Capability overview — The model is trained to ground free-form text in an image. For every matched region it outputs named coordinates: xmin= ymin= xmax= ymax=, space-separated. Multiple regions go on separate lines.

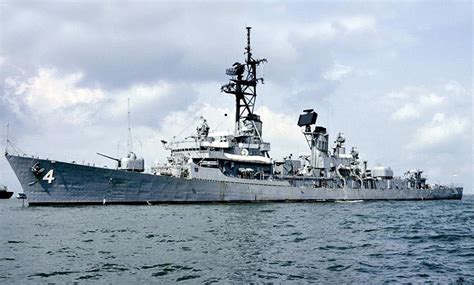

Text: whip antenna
xmin=5 ymin=122 xmax=9 ymax=154
xmin=127 ymin=98 xmax=133 ymax=153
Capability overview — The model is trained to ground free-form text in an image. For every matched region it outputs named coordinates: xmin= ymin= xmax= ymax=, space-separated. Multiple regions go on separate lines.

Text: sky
xmin=0 ymin=1 xmax=472 ymax=194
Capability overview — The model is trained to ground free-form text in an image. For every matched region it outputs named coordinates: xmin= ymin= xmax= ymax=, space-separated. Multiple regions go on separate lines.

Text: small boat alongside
xmin=16 ymin=193 xmax=27 ymax=200
xmin=0 ymin=185 xmax=13 ymax=199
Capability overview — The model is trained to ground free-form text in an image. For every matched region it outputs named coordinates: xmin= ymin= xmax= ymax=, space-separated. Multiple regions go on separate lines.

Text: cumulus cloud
xmin=6 ymin=68 xmax=104 ymax=109
xmin=257 ymin=106 xmax=307 ymax=158
xmin=102 ymin=80 xmax=200 ymax=128
xmin=408 ymin=113 xmax=469 ymax=150
xmin=383 ymin=82 xmax=471 ymax=153
xmin=3 ymin=68 xmax=200 ymax=129
xmin=4 ymin=68 xmax=105 ymax=126
xmin=387 ymin=87 xmax=446 ymax=121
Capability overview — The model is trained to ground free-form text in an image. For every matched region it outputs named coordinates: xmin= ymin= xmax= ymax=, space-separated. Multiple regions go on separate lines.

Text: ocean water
xmin=1 ymin=196 xmax=473 ymax=283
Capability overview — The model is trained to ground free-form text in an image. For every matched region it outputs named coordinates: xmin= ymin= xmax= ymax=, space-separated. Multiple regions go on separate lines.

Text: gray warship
xmin=5 ymin=27 xmax=462 ymax=205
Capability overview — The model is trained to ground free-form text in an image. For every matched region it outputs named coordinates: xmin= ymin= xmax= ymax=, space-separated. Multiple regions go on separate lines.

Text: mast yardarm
xmin=221 ymin=27 xmax=267 ymax=134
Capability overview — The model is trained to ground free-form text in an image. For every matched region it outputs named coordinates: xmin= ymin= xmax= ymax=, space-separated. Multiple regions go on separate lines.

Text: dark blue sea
xmin=1 ymin=196 xmax=473 ymax=283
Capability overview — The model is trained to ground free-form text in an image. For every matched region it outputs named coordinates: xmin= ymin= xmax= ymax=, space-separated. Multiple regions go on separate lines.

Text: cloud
xmin=391 ymin=103 xmax=420 ymax=120
xmin=4 ymin=68 xmax=105 ymax=126
xmin=418 ymin=93 xmax=444 ymax=106
xmin=322 ymin=63 xmax=354 ymax=81
xmin=387 ymin=87 xmax=446 ymax=121
xmin=0 ymin=3 xmax=389 ymax=93
xmin=295 ymin=15 xmax=376 ymax=41
xmin=257 ymin=106 xmax=307 ymax=157
xmin=6 ymin=68 xmax=104 ymax=110
xmin=338 ymin=15 xmax=376 ymax=33
xmin=3 ymin=68 xmax=201 ymax=129
xmin=383 ymin=81 xmax=471 ymax=153
xmin=444 ymin=80 xmax=466 ymax=96
xmin=408 ymin=113 xmax=469 ymax=150
xmin=102 ymin=80 xmax=200 ymax=128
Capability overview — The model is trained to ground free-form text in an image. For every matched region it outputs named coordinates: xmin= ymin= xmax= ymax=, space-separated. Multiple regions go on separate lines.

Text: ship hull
xmin=0 ymin=191 xmax=14 ymax=199
xmin=6 ymin=154 xmax=463 ymax=205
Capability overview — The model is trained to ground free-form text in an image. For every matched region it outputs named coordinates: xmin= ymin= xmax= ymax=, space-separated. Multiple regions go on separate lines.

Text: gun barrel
xmin=96 ymin=152 xmax=120 ymax=162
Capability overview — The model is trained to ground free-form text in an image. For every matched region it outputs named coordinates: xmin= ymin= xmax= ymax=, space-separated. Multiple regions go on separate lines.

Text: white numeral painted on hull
xmin=43 ymin=169 xmax=55 ymax=184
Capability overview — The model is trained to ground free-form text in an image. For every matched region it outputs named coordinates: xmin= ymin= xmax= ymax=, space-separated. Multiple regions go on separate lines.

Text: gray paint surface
xmin=6 ymin=154 xmax=462 ymax=205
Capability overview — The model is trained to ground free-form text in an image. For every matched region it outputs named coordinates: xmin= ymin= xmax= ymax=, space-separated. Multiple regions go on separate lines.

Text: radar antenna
xmin=221 ymin=27 xmax=267 ymax=133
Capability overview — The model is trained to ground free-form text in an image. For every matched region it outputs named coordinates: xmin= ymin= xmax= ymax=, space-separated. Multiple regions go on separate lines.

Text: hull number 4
xmin=43 ymin=169 xmax=55 ymax=184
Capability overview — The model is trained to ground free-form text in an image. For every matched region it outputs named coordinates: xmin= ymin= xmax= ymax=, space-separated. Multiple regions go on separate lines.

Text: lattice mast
xmin=221 ymin=27 xmax=267 ymax=134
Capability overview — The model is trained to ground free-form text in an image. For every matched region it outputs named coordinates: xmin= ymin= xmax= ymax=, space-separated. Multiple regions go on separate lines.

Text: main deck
xmin=6 ymin=154 xmax=462 ymax=205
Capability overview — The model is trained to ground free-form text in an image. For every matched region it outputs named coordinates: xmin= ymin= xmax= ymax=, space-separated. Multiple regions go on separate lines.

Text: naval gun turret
xmin=120 ymin=152 xmax=144 ymax=172
xmin=97 ymin=152 xmax=144 ymax=172
xmin=95 ymin=98 xmax=145 ymax=173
